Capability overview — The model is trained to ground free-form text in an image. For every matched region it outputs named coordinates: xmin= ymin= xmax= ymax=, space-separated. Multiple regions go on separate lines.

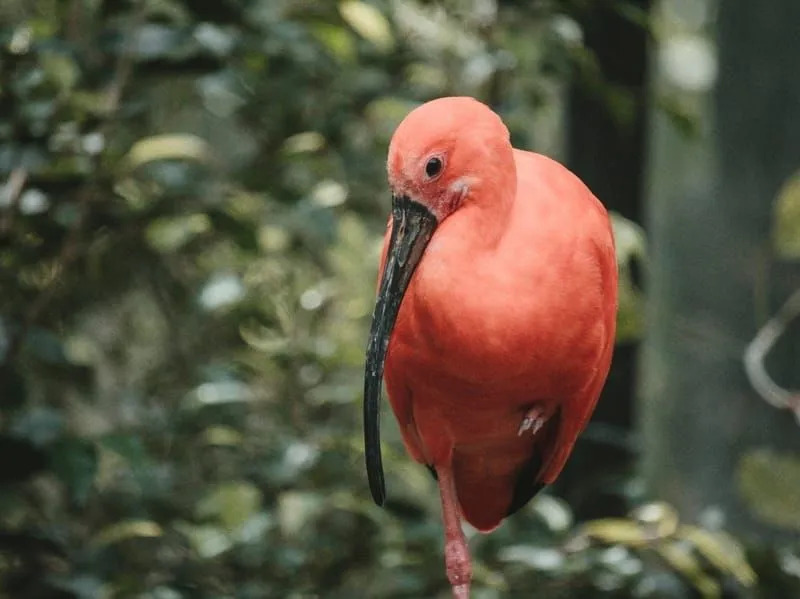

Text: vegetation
xmin=1 ymin=1 xmax=797 ymax=598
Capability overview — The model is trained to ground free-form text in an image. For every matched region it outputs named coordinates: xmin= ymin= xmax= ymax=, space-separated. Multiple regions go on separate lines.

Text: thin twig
xmin=743 ymin=287 xmax=800 ymax=425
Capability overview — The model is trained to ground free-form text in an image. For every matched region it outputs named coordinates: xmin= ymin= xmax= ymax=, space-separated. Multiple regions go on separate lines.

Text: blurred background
xmin=1 ymin=0 xmax=799 ymax=598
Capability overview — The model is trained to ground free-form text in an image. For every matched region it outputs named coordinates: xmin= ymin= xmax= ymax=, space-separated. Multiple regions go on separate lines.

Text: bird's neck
xmin=462 ymin=176 xmax=515 ymax=250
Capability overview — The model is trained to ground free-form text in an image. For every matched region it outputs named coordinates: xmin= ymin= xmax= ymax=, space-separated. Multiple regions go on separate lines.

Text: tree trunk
xmin=560 ymin=0 xmax=651 ymax=518
xmin=640 ymin=0 xmax=800 ymax=539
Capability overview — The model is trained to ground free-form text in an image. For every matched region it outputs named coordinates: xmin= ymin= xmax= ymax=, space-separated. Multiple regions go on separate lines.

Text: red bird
xmin=364 ymin=97 xmax=617 ymax=598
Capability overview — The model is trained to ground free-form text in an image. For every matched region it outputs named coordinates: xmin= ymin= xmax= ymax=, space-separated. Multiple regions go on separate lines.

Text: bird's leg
xmin=517 ymin=403 xmax=554 ymax=436
xmin=435 ymin=464 xmax=471 ymax=599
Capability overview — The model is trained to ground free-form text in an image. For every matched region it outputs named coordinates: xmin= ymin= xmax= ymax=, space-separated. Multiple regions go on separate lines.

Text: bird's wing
xmin=504 ymin=411 xmax=559 ymax=516
xmin=540 ymin=229 xmax=618 ymax=484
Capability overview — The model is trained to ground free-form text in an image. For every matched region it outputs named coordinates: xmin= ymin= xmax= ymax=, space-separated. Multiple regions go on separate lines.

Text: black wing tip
xmin=507 ymin=410 xmax=561 ymax=516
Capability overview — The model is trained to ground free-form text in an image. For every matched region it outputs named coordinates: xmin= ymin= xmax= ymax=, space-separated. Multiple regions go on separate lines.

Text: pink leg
xmin=435 ymin=465 xmax=471 ymax=599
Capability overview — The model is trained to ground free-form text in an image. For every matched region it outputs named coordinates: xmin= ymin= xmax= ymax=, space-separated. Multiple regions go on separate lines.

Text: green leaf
xmin=145 ymin=214 xmax=211 ymax=253
xmin=577 ymin=518 xmax=650 ymax=546
xmin=611 ymin=212 xmax=647 ymax=342
xmin=311 ymin=24 xmax=357 ymax=63
xmin=49 ymin=437 xmax=98 ymax=505
xmin=93 ymin=520 xmax=163 ymax=546
xmin=123 ymin=134 xmax=214 ymax=170
xmin=498 ymin=545 xmax=565 ymax=571
xmin=277 ymin=491 xmax=324 ymax=536
xmin=281 ymin=131 xmax=326 ymax=155
xmin=738 ymin=449 xmax=800 ymax=531
xmin=174 ymin=522 xmax=232 ymax=559
xmin=196 ymin=481 xmax=262 ymax=533
xmin=679 ymin=526 xmax=757 ymax=587
xmin=656 ymin=541 xmax=721 ymax=599
xmin=202 ymin=426 xmax=243 ymax=446
xmin=129 ymin=24 xmax=186 ymax=60
xmin=657 ymin=94 xmax=701 ymax=139
xmin=40 ymin=51 xmax=79 ymax=93
xmin=338 ymin=1 xmax=394 ymax=52
xmin=773 ymin=170 xmax=800 ymax=260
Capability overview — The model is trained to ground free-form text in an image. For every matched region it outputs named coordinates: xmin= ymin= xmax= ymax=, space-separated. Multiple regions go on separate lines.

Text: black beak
xmin=364 ymin=195 xmax=438 ymax=506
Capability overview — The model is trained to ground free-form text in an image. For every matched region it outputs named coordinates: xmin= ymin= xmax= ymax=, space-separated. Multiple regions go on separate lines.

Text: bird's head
xmin=364 ymin=97 xmax=515 ymax=506
xmin=386 ymin=96 xmax=515 ymax=221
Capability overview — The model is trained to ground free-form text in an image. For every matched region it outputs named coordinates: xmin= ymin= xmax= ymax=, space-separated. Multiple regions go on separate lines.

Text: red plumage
xmin=364 ymin=97 xmax=617 ymax=598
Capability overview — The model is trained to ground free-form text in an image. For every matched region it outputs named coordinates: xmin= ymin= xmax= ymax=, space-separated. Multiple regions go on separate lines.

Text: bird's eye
xmin=425 ymin=157 xmax=443 ymax=179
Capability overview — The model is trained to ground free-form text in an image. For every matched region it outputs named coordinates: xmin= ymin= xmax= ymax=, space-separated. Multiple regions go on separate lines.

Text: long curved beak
xmin=364 ymin=195 xmax=438 ymax=506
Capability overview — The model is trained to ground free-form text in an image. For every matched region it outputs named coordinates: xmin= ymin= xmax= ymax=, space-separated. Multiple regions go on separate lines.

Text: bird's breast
xmin=390 ymin=245 xmax=603 ymax=401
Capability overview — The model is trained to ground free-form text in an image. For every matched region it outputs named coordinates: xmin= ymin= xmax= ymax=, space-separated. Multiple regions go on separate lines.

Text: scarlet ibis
xmin=364 ymin=97 xmax=617 ymax=598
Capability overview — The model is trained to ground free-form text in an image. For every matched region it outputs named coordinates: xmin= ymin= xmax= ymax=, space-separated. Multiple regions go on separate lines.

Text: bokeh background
xmin=1 ymin=1 xmax=799 ymax=598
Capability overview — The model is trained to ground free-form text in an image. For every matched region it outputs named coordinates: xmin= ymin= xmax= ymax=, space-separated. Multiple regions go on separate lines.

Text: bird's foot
xmin=517 ymin=405 xmax=550 ymax=436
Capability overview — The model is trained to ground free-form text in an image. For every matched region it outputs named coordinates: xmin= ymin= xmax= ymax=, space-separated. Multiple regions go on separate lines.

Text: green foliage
xmin=0 ymin=1 xmax=797 ymax=598
xmin=611 ymin=212 xmax=646 ymax=344
xmin=738 ymin=449 xmax=800 ymax=532
xmin=773 ymin=171 xmax=800 ymax=260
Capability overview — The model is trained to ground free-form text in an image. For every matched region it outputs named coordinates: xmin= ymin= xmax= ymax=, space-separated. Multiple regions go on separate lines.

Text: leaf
xmin=497 ymin=545 xmax=565 ymax=571
xmin=185 ymin=380 xmax=253 ymax=407
xmin=281 ymin=131 xmax=326 ymax=155
xmin=193 ymin=23 xmax=236 ymax=57
xmin=202 ymin=426 xmax=243 ymax=446
xmin=196 ymin=481 xmax=262 ymax=532
xmin=11 ymin=407 xmax=63 ymax=445
xmin=123 ymin=134 xmax=214 ymax=170
xmin=311 ymin=24 xmax=357 ymax=63
xmin=92 ymin=520 xmax=162 ymax=546
xmin=40 ymin=51 xmax=79 ymax=93
xmin=174 ymin=522 xmax=232 ymax=559
xmin=679 ymin=525 xmax=757 ymax=587
xmin=630 ymin=501 xmax=679 ymax=538
xmin=773 ymin=170 xmax=800 ymax=260
xmin=611 ymin=212 xmax=646 ymax=265
xmin=277 ymin=491 xmax=324 ymax=536
xmin=129 ymin=24 xmax=186 ymax=60
xmin=738 ymin=449 xmax=800 ymax=531
xmin=577 ymin=518 xmax=650 ymax=546
xmin=656 ymin=94 xmax=701 ymax=139
xmin=611 ymin=212 xmax=647 ymax=343
xmin=338 ymin=1 xmax=394 ymax=52
xmin=49 ymin=437 xmax=98 ymax=505
xmin=198 ymin=274 xmax=245 ymax=310
xmin=310 ymin=179 xmax=348 ymax=208
xmin=531 ymin=494 xmax=573 ymax=533
xmin=656 ymin=541 xmax=721 ymax=599
xmin=145 ymin=214 xmax=211 ymax=253
xmin=97 ymin=434 xmax=153 ymax=486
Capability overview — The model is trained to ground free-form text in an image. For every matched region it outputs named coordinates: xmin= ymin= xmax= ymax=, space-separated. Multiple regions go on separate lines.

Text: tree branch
xmin=743 ymin=287 xmax=800 ymax=424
